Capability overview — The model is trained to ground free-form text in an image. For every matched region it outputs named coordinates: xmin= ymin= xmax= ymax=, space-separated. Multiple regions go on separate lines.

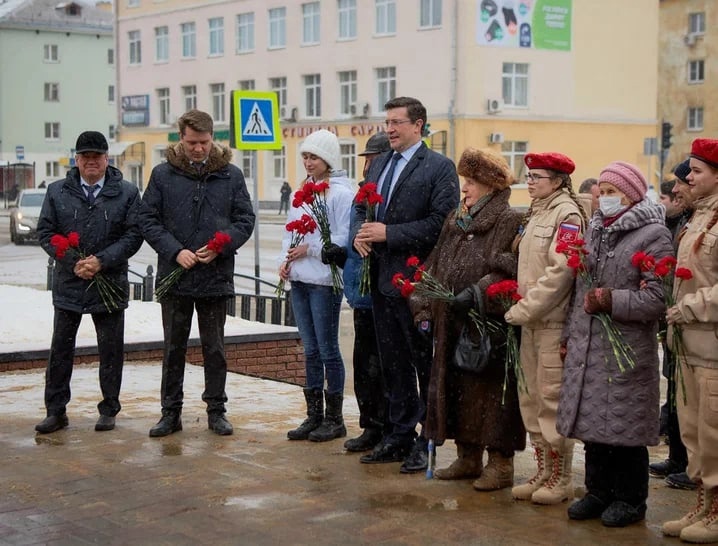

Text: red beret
xmin=690 ymin=138 xmax=718 ymax=169
xmin=524 ymin=152 xmax=575 ymax=175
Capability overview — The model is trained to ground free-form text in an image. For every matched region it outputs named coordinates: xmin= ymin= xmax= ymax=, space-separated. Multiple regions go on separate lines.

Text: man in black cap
xmin=35 ymin=131 xmax=143 ymax=434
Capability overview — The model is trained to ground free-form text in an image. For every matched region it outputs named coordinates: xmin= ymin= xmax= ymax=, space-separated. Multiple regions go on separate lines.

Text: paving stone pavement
xmin=0 ymin=360 xmax=695 ymax=546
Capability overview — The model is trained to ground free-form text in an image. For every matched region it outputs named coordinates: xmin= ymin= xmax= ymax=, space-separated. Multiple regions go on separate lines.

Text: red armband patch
xmin=557 ymin=223 xmax=580 ymax=243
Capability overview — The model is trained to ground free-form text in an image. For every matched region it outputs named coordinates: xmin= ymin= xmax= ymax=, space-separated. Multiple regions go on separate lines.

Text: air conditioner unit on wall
xmin=487 ymin=98 xmax=503 ymax=114
xmin=684 ymin=33 xmax=697 ymax=46
xmin=283 ymin=106 xmax=298 ymax=122
xmin=489 ymin=132 xmax=504 ymax=144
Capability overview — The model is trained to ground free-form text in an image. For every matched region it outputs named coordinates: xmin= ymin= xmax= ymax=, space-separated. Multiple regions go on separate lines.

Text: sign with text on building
xmin=121 ymin=94 xmax=150 ymax=127
xmin=230 ymin=90 xmax=282 ymax=150
xmin=476 ymin=0 xmax=572 ymax=51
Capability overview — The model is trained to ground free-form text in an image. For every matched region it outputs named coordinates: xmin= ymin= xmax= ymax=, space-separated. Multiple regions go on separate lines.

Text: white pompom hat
xmin=299 ymin=129 xmax=341 ymax=171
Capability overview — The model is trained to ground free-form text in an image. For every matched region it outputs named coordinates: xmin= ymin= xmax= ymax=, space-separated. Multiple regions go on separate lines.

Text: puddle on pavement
xmin=224 ymin=492 xmax=294 ymax=509
xmin=368 ymin=492 xmax=460 ymax=511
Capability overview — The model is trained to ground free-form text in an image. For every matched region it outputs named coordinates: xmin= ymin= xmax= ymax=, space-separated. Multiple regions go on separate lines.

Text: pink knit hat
xmin=598 ymin=161 xmax=648 ymax=203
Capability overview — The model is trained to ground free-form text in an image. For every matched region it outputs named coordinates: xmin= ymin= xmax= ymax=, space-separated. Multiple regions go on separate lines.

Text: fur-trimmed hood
xmin=166 ymin=141 xmax=233 ymax=177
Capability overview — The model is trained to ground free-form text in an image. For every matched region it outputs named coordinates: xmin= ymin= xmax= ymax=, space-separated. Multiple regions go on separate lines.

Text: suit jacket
xmin=352 ymin=142 xmax=459 ymax=296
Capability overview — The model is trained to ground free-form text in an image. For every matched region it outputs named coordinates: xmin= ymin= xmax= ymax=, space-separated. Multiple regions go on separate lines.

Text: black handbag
xmin=452 ymin=286 xmax=492 ymax=374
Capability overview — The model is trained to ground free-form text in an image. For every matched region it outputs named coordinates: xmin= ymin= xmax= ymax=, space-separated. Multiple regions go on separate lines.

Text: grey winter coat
xmin=37 ymin=165 xmax=143 ymax=314
xmin=557 ymin=198 xmax=674 ymax=447
xmin=139 ymin=142 xmax=255 ymax=298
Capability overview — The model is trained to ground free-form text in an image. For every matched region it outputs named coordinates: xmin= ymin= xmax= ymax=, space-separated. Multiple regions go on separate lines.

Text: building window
xmin=109 ymin=124 xmax=116 ymax=140
xmin=420 ymin=0 xmax=442 ymax=28
xmin=45 ymin=122 xmax=60 ymax=140
xmin=269 ymin=7 xmax=287 ymax=49
xmin=376 ymin=66 xmax=396 ymax=110
xmin=688 ymin=107 xmax=704 ymax=131
xmin=270 ymin=77 xmax=287 ymax=110
xmin=340 ymin=143 xmax=357 ymax=180
xmin=239 ymin=80 xmax=255 ymax=90
xmin=375 ymin=0 xmax=396 ymax=35
xmin=339 ymin=70 xmax=357 ymax=116
xmin=302 ymin=2 xmax=320 ymax=45
xmin=108 ymin=85 xmax=115 ymax=103
xmin=182 ymin=85 xmax=197 ymax=111
xmin=181 ymin=22 xmax=197 ymax=58
xmin=128 ymin=0 xmax=139 ymax=7
xmin=45 ymin=161 xmax=60 ymax=178
xmin=209 ymin=17 xmax=224 ymax=56
xmin=238 ymin=150 xmax=256 ymax=180
xmin=688 ymin=60 xmax=705 ymax=84
xmin=43 ymin=44 xmax=58 ymax=62
xmin=236 ymin=12 xmax=255 ymax=52
xmin=107 ymin=48 xmax=114 ymax=65
xmin=44 ymin=83 xmax=59 ymax=102
xmin=128 ymin=30 xmax=141 ymax=65
xmin=210 ymin=83 xmax=226 ymax=122
xmin=157 ymin=88 xmax=170 ymax=125
xmin=155 ymin=26 xmax=169 ymax=62
xmin=272 ymin=147 xmax=286 ymax=179
xmin=689 ymin=12 xmax=705 ymax=35
xmin=129 ymin=165 xmax=143 ymax=190
xmin=304 ymin=74 xmax=321 ymax=118
xmin=502 ymin=62 xmax=529 ymax=107
xmin=501 ymin=141 xmax=528 ymax=181
xmin=338 ymin=0 xmax=357 ymax=39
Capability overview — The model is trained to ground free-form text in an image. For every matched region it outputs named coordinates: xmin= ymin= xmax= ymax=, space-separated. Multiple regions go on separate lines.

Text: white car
xmin=9 ymin=188 xmax=47 ymax=245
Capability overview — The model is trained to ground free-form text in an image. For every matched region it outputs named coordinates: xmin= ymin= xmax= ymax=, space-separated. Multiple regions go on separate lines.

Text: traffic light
xmin=661 ymin=121 xmax=673 ymax=150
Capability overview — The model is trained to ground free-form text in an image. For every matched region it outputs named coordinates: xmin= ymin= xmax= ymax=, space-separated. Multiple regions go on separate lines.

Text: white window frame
xmin=689 ymin=12 xmax=705 ymax=35
xmin=302 ymin=2 xmax=321 ymax=45
xmin=44 ymin=82 xmax=59 ymax=102
xmin=420 ymin=0 xmax=442 ymax=28
xmin=128 ymin=30 xmax=141 ymax=65
xmin=339 ymin=70 xmax=357 ymax=117
xmin=157 ymin=88 xmax=170 ymax=125
xmin=688 ymin=60 xmax=705 ymax=84
xmin=208 ymin=17 xmax=224 ymax=56
xmin=108 ymin=85 xmax=115 ymax=103
xmin=45 ymin=161 xmax=60 ymax=178
xmin=376 ymin=66 xmax=396 ymax=110
xmin=502 ymin=62 xmax=529 ymax=107
xmin=269 ymin=7 xmax=287 ymax=49
xmin=688 ymin=107 xmax=704 ymax=131
xmin=181 ymin=22 xmax=197 ymax=59
xmin=45 ymin=122 xmax=60 ymax=140
xmin=304 ymin=74 xmax=321 ymax=118
xmin=128 ymin=164 xmax=144 ymax=191
xmin=270 ymin=77 xmax=287 ymax=109
xmin=210 ymin=83 xmax=226 ymax=122
xmin=239 ymin=80 xmax=255 ymax=90
xmin=43 ymin=44 xmax=59 ymax=62
xmin=109 ymin=124 xmax=116 ymax=140
xmin=272 ymin=146 xmax=286 ymax=179
xmin=236 ymin=12 xmax=255 ymax=53
xmin=182 ymin=85 xmax=197 ymax=111
xmin=155 ymin=26 xmax=169 ymax=62
xmin=338 ymin=0 xmax=357 ymax=40
xmin=502 ymin=141 xmax=528 ymax=182
xmin=340 ymin=142 xmax=357 ymax=181
xmin=375 ymin=0 xmax=396 ymax=35
xmin=238 ymin=150 xmax=256 ymax=183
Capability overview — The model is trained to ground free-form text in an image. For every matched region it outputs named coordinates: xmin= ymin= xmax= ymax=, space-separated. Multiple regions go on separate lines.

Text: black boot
xmin=149 ymin=410 xmax=182 ymax=437
xmin=344 ymin=426 xmax=383 ymax=452
xmin=287 ymin=389 xmax=323 ymax=440
xmin=308 ymin=391 xmax=347 ymax=442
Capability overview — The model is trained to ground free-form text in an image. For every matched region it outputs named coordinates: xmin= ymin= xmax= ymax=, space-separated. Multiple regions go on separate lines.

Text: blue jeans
xmin=290 ymin=281 xmax=345 ymax=394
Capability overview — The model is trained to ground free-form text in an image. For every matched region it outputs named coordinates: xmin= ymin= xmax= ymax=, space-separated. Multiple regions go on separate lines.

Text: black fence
xmin=45 ymin=259 xmax=295 ymax=327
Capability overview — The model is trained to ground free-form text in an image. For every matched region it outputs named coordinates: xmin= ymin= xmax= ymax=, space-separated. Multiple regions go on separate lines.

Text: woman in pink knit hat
xmin=557 ymin=160 xmax=674 ymax=527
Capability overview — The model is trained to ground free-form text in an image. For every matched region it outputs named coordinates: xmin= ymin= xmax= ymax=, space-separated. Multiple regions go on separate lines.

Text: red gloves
xmin=584 ymin=287 xmax=613 ymax=314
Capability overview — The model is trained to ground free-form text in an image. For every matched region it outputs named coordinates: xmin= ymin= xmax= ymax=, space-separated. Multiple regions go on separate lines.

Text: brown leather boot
xmin=434 ymin=443 xmax=483 ymax=480
xmin=512 ymin=436 xmax=552 ymax=500
xmin=473 ymin=451 xmax=514 ymax=491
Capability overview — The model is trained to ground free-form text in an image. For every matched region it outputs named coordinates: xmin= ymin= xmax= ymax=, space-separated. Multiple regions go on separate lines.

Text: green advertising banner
xmin=476 ymin=0 xmax=572 ymax=51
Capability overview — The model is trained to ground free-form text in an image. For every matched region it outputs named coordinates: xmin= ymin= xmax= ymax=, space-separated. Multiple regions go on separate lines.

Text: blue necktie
xmin=84 ymin=184 xmax=98 ymax=205
xmin=378 ymin=153 xmax=400 ymax=221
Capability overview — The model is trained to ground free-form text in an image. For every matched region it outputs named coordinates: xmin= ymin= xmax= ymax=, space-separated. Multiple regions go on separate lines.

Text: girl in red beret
xmin=664 ymin=138 xmax=718 ymax=542
xmin=504 ymin=152 xmax=587 ymax=505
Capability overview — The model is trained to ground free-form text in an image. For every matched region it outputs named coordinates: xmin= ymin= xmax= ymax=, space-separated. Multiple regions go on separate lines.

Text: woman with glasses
xmin=504 ymin=152 xmax=587 ymax=505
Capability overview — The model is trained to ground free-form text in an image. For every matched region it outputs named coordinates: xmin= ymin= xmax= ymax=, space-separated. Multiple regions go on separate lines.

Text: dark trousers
xmin=585 ymin=442 xmax=649 ymax=507
xmin=372 ymin=292 xmax=432 ymax=444
xmin=160 ymin=295 xmax=229 ymax=414
xmin=352 ymin=308 xmax=386 ymax=431
xmin=666 ymin=356 xmax=689 ymax=466
xmin=44 ymin=307 xmax=125 ymax=417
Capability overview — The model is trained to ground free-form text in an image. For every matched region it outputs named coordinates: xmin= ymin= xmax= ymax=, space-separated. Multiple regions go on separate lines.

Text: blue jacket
xmin=343 ymin=205 xmax=372 ymax=309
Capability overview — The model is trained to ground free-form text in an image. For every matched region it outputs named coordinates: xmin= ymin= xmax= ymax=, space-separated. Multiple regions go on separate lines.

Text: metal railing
xmin=45 ymin=259 xmax=295 ymax=326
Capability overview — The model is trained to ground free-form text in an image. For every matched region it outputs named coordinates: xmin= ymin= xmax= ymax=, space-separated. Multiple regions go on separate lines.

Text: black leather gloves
xmin=321 ymin=244 xmax=347 ymax=268
xmin=452 ymin=287 xmax=475 ymax=316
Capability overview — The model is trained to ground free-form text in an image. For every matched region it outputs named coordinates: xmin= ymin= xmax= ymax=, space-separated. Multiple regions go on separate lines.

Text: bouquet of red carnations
xmin=354 ymin=182 xmax=383 ymax=296
xmin=276 ymin=214 xmax=318 ymax=298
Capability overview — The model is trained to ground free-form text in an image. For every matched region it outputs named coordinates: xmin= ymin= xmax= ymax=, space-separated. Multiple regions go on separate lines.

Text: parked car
xmin=9 ymin=188 xmax=47 ymax=244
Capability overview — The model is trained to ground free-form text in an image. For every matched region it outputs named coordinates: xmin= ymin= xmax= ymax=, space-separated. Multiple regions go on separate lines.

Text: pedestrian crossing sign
xmin=230 ymin=90 xmax=283 ymax=150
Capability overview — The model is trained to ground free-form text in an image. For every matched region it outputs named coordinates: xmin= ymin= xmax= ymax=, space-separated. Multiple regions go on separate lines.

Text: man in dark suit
xmin=353 ymin=96 xmax=459 ymax=473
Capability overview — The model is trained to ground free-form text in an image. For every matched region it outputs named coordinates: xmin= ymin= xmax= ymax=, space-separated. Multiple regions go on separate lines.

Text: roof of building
xmin=0 ymin=0 xmax=111 ymax=32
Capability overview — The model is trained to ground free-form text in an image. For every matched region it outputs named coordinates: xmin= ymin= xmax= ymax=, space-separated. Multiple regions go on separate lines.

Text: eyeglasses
xmin=384 ymin=119 xmax=413 ymax=128
xmin=524 ymin=173 xmax=554 ymax=182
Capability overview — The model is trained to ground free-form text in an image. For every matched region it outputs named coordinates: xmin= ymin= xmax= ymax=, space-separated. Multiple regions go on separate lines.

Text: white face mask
xmin=599 ymin=196 xmax=627 ymax=217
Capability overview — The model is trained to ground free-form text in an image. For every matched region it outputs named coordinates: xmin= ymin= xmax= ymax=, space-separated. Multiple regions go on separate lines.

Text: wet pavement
xmin=0 ymin=359 xmax=694 ymax=545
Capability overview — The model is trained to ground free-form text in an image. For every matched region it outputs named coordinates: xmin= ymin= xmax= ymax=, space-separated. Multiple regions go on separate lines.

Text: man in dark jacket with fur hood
xmin=35 ymin=130 xmax=143 ymax=434
xmin=140 ymin=109 xmax=255 ymax=437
